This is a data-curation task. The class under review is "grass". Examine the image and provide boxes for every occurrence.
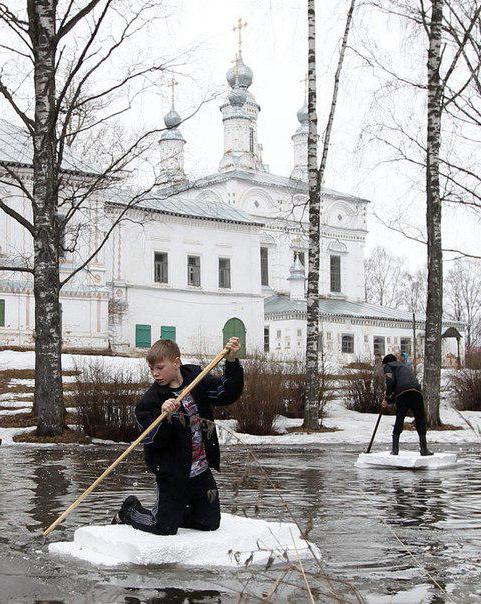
[0,411,78,429]
[285,425,340,434]
[13,429,91,444]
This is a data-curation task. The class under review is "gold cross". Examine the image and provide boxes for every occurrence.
[233,17,247,55]
[169,76,178,106]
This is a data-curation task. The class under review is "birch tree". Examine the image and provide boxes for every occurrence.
[0,1,206,436]
[304,0,356,429]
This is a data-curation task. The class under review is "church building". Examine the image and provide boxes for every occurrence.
[0,36,463,365]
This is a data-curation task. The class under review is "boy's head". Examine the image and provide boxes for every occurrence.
[146,339,181,386]
[382,353,397,365]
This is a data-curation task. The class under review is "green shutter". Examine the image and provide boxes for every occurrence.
[135,324,151,348]
[0,299,4,327]
[161,325,176,341]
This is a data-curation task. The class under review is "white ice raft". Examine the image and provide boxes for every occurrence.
[356,450,458,470]
[48,512,320,567]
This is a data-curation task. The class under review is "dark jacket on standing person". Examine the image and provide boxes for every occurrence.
[383,361,421,401]
[135,360,243,485]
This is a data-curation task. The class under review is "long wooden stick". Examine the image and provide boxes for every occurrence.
[365,407,383,454]
[43,347,230,537]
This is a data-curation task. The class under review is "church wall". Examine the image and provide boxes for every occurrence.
[105,209,264,355]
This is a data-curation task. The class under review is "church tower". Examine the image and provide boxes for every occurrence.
[159,77,186,183]
[219,19,266,173]
[290,78,309,181]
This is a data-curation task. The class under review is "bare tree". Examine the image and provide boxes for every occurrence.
[304,0,356,430]
[357,0,481,426]
[445,258,481,349]
[364,246,406,308]
[0,1,208,435]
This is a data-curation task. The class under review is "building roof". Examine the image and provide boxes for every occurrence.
[198,170,371,204]
[264,294,464,327]
[106,188,264,227]
[0,119,98,176]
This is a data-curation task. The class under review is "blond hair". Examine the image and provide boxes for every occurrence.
[146,339,181,364]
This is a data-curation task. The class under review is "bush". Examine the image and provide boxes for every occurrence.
[465,350,481,370]
[227,357,286,435]
[71,360,149,441]
[450,369,481,411]
[344,369,394,414]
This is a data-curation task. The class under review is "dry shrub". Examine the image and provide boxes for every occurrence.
[344,369,394,414]
[71,359,149,441]
[465,350,481,370]
[228,357,286,435]
[450,369,481,411]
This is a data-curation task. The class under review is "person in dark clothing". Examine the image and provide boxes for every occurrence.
[112,336,243,535]
[381,353,433,457]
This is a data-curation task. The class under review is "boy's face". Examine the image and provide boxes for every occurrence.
[149,356,181,386]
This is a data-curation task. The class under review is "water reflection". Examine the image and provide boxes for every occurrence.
[1,444,480,603]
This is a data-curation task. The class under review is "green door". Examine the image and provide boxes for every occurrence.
[0,299,4,327]
[135,324,151,348]
[222,318,246,358]
[161,325,176,341]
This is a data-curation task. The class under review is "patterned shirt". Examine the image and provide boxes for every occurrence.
[174,391,208,478]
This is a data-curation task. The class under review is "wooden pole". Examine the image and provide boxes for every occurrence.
[365,408,383,453]
[43,347,230,537]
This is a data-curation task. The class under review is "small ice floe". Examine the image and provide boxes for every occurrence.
[48,513,320,567]
[355,450,458,470]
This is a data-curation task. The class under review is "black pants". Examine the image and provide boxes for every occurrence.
[125,468,220,535]
[393,390,427,437]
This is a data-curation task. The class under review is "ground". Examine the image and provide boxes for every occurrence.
[0,349,480,448]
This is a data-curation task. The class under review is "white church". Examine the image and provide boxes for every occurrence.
[0,46,463,366]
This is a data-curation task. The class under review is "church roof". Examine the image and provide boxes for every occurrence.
[196,170,370,204]
[264,294,464,327]
[106,189,264,227]
[0,119,98,176]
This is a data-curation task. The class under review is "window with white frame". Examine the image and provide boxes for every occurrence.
[342,334,354,354]
[400,337,412,355]
[154,252,168,283]
[373,336,386,356]
[218,257,231,288]
[260,247,269,286]
[330,255,341,292]
[187,255,201,286]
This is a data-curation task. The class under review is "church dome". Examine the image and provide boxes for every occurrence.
[164,107,181,129]
[228,85,247,107]
[297,102,308,124]
[226,55,253,89]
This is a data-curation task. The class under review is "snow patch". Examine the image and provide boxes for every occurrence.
[355,450,458,470]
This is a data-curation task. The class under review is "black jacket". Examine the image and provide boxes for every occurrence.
[383,361,421,400]
[135,359,243,483]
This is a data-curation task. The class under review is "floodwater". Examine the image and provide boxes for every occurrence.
[1,443,480,603]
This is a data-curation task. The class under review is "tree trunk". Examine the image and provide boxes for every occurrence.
[423,0,444,428]
[304,0,320,430]
[29,0,65,435]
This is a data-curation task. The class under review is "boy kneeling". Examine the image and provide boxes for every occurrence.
[113,337,243,534]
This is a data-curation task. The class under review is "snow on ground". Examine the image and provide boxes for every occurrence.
[1,349,480,449]
[0,426,35,445]
[49,512,320,567]
[355,450,458,470]
[217,400,481,447]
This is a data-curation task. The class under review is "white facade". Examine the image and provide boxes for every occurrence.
[0,54,464,364]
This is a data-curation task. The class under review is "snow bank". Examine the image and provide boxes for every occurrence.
[48,512,320,567]
[355,450,458,470]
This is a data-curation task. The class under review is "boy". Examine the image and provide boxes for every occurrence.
[381,353,433,457]
[113,336,243,535]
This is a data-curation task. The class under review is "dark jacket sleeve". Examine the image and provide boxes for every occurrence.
[200,358,244,407]
[383,364,396,401]
[135,393,172,449]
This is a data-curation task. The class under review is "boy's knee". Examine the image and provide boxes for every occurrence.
[153,523,179,535]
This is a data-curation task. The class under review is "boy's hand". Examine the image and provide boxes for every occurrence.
[381,398,389,408]
[161,398,180,415]
[225,337,240,361]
